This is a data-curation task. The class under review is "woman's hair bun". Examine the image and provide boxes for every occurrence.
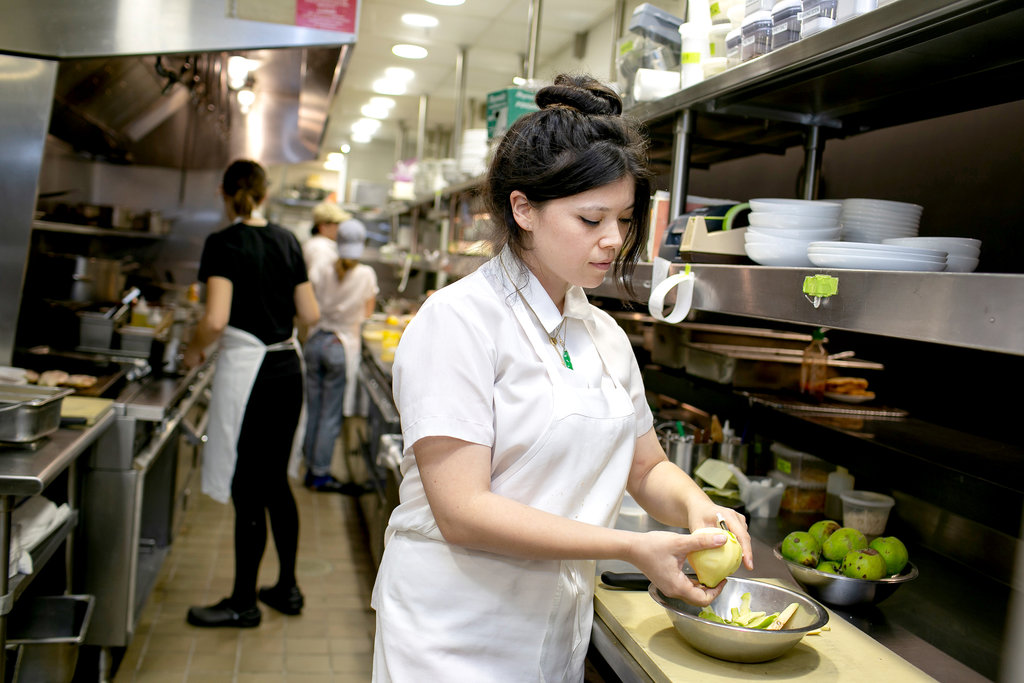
[534,74,622,116]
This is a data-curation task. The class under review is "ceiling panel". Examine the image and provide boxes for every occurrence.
[322,0,618,156]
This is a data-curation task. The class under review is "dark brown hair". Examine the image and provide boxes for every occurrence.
[222,159,268,219]
[483,73,652,296]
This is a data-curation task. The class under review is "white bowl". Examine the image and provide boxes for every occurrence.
[745,232,811,246]
[747,225,842,240]
[841,198,924,216]
[748,212,841,229]
[883,237,981,258]
[809,241,947,259]
[745,240,814,266]
[945,254,980,272]
[750,198,843,218]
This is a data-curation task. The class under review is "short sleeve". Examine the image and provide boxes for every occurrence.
[391,294,497,451]
[283,232,308,286]
[197,232,237,283]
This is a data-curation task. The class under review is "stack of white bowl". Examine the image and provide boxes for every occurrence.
[807,241,947,271]
[840,199,923,243]
[883,236,981,272]
[744,199,843,266]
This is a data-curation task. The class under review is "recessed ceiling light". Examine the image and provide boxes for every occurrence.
[369,97,396,109]
[351,132,373,143]
[361,103,391,119]
[425,0,464,6]
[352,118,382,136]
[385,66,416,82]
[392,44,428,60]
[372,78,407,95]
[402,13,439,28]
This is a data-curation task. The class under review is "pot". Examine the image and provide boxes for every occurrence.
[70,256,135,302]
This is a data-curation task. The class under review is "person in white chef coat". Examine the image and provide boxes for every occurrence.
[183,159,320,627]
[371,74,754,681]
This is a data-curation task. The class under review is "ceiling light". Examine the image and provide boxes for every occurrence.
[425,0,465,6]
[361,103,390,119]
[351,132,373,143]
[369,97,396,109]
[385,66,415,82]
[401,13,439,28]
[236,87,256,114]
[227,55,260,90]
[340,143,351,154]
[372,78,407,95]
[351,118,382,136]
[392,44,428,60]
[324,152,346,171]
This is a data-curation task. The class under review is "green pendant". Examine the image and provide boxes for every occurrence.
[562,350,573,370]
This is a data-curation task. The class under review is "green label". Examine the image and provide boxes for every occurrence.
[778,458,792,474]
[681,52,701,64]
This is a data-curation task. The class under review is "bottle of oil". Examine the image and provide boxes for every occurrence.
[799,328,828,400]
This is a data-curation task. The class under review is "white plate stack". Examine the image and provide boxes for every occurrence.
[807,240,947,271]
[839,198,923,243]
[744,198,843,266]
[883,236,981,272]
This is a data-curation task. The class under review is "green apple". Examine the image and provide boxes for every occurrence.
[808,519,841,546]
[781,530,820,567]
[821,527,868,562]
[840,547,888,580]
[869,536,910,575]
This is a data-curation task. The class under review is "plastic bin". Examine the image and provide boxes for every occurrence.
[737,476,785,517]
[801,0,838,36]
[770,0,802,50]
[769,469,827,512]
[5,595,94,683]
[770,442,834,482]
[841,490,895,536]
[629,3,685,48]
[740,10,773,61]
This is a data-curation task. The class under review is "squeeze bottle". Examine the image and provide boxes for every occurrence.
[826,466,855,520]
[799,327,828,400]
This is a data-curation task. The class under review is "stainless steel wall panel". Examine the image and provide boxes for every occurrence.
[0,55,57,366]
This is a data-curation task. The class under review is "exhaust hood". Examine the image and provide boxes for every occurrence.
[1,0,358,168]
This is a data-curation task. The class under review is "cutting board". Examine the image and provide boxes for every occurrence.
[594,579,936,682]
[60,396,113,426]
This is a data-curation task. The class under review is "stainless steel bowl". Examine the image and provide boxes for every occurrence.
[772,543,919,607]
[649,577,829,663]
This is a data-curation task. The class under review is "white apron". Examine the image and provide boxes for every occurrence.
[202,326,305,503]
[372,296,637,683]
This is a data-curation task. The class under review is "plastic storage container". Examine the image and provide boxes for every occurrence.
[771,442,833,482]
[726,27,743,67]
[629,3,686,47]
[738,476,785,517]
[745,0,776,13]
[708,22,733,59]
[679,21,711,88]
[769,469,827,512]
[740,10,773,62]
[837,0,877,23]
[799,327,828,400]
[770,0,802,50]
[801,0,839,36]
[841,490,895,536]
[826,466,855,519]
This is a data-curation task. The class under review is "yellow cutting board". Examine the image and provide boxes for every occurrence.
[61,396,113,426]
[595,579,936,682]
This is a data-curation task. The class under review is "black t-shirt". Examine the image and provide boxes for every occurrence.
[197,221,308,345]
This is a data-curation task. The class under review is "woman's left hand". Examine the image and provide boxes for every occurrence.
[687,501,754,571]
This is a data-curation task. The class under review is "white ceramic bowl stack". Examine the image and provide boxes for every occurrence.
[744,199,843,266]
[882,236,982,272]
[839,198,923,243]
[807,241,947,271]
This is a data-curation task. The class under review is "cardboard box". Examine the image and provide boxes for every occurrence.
[486,88,539,139]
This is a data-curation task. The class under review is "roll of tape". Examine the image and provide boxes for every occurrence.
[648,271,695,323]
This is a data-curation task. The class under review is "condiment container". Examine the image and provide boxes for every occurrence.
[801,0,838,37]
[825,466,855,519]
[740,10,773,62]
[799,327,828,400]
[770,0,802,50]
[768,469,826,512]
[840,490,894,536]
[708,23,733,59]
[836,0,877,23]
[679,21,711,88]
[726,27,743,67]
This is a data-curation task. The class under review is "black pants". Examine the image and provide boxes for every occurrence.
[229,350,303,607]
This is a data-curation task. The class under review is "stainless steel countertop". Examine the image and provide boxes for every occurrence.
[0,409,116,496]
[115,361,213,422]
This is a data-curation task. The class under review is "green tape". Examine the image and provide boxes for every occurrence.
[803,274,839,298]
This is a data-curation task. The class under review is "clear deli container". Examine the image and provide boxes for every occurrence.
[740,10,773,62]
[769,469,826,513]
[726,27,743,67]
[841,490,895,536]
[770,0,802,50]
[801,0,838,37]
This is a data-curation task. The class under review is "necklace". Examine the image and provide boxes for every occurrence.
[548,319,574,370]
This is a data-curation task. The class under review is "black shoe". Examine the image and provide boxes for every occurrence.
[258,584,305,615]
[309,474,354,493]
[187,598,261,628]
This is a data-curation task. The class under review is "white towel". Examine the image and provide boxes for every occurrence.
[8,496,72,578]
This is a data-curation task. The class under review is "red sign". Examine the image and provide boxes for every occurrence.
[296,0,358,33]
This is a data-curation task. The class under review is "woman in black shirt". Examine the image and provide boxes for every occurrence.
[184,159,319,627]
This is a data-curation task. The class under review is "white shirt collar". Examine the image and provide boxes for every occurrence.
[495,246,593,334]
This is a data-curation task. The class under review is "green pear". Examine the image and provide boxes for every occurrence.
[840,547,888,580]
[821,527,868,562]
[781,530,820,567]
[808,519,841,546]
[869,536,909,575]
[689,527,743,587]
[815,560,840,574]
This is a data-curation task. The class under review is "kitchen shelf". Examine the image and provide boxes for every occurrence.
[629,0,1024,170]
[31,220,166,240]
[1,510,78,616]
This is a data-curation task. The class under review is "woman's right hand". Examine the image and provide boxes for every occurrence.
[628,529,731,606]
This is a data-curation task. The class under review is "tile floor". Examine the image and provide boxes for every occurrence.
[112,480,376,683]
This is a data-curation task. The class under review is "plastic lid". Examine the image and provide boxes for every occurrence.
[741,9,772,25]
[726,27,743,40]
[840,490,895,509]
[772,0,803,11]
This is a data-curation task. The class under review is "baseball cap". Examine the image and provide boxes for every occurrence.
[337,218,367,259]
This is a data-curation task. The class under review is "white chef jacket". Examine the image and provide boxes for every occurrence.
[301,233,337,276]
[372,249,653,681]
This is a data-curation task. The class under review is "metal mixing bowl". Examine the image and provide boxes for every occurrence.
[649,577,829,663]
[772,543,919,607]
